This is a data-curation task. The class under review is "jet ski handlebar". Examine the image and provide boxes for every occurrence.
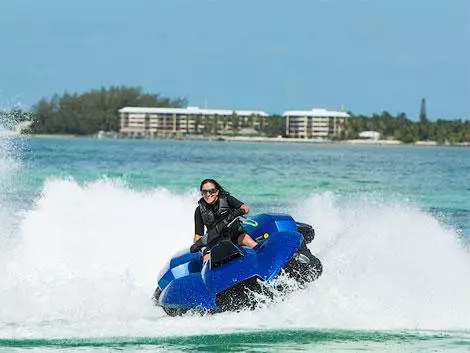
[190,209,246,253]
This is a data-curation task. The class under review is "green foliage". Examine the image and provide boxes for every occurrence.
[259,115,285,137]
[231,113,240,133]
[343,111,470,144]
[3,86,468,144]
[28,86,187,135]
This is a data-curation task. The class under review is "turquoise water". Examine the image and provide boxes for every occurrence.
[1,329,469,352]
[1,136,469,352]
[9,138,470,233]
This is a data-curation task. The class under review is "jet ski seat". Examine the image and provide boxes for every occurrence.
[210,240,244,269]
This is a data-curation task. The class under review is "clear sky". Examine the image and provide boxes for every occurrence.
[0,0,468,119]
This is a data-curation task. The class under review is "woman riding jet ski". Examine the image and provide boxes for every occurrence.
[152,212,323,316]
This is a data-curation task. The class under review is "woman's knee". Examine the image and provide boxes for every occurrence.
[238,233,257,247]
[237,233,247,244]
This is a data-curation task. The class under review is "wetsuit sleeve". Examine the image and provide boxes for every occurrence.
[226,195,244,209]
[194,206,204,235]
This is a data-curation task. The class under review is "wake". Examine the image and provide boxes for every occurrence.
[0,177,469,338]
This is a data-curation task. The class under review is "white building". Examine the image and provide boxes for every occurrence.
[359,131,380,141]
[283,108,350,139]
[119,106,269,137]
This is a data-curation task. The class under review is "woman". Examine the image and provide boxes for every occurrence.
[194,179,257,263]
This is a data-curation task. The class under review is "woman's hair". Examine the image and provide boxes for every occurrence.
[199,179,229,195]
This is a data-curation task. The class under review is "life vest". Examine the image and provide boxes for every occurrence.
[198,195,231,228]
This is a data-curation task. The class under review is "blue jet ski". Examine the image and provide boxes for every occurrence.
[152,213,322,316]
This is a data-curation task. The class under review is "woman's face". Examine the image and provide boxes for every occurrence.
[201,182,219,204]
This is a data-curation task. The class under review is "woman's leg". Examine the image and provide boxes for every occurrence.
[237,233,257,248]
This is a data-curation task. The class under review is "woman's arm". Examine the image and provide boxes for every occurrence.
[227,195,249,214]
[194,206,204,242]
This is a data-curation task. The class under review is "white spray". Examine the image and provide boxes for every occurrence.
[0,179,469,338]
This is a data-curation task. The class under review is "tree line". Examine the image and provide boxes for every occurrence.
[0,86,468,143]
[0,86,187,135]
[342,111,470,144]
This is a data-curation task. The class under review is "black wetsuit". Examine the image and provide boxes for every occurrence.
[194,195,245,246]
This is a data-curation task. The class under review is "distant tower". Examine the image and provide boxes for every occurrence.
[419,98,428,122]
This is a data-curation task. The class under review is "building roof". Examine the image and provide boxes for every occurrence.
[119,106,269,117]
[282,108,350,118]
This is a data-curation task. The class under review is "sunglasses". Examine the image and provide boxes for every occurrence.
[201,188,217,196]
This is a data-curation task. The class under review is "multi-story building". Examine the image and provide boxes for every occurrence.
[283,108,350,139]
[119,106,269,137]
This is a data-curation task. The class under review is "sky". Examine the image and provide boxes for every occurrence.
[0,0,469,119]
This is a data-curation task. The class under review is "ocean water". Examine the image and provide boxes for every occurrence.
[0,136,469,352]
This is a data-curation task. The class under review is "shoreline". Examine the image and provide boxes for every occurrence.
[220,136,470,147]
[10,133,470,147]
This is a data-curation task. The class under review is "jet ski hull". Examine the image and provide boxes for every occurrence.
[153,213,322,315]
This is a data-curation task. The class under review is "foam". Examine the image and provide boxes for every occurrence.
[0,180,469,337]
